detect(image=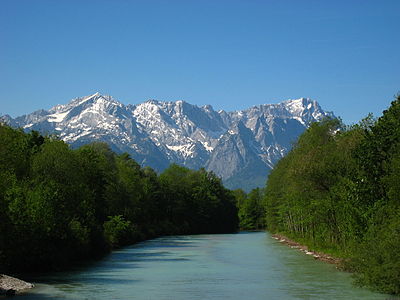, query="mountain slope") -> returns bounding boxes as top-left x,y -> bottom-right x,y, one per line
5,93 -> 334,191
